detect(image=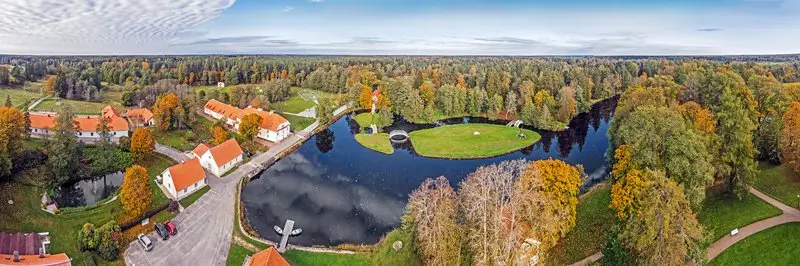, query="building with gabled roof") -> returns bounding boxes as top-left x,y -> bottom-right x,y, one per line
27,105 -> 129,142
126,108 -> 154,128
203,100 -> 291,143
243,247 -> 289,266
158,158 -> 207,199
0,232 -> 70,266
192,139 -> 244,176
